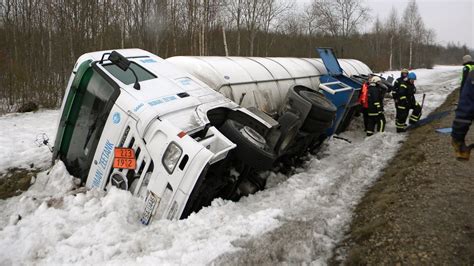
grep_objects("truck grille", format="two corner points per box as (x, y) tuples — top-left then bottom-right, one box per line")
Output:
(106, 124), (154, 194)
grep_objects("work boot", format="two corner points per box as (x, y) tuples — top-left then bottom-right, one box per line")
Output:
(451, 138), (472, 161)
(396, 128), (406, 133)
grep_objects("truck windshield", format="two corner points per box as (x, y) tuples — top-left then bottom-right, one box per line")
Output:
(61, 68), (117, 180)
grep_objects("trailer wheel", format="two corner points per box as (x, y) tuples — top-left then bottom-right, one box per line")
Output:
(275, 112), (301, 155)
(298, 90), (336, 122)
(220, 120), (276, 170)
(300, 116), (333, 134)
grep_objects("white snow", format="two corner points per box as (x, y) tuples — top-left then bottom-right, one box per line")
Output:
(0, 110), (59, 173)
(0, 65), (462, 265)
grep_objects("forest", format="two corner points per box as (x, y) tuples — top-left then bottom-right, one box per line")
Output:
(0, 0), (471, 112)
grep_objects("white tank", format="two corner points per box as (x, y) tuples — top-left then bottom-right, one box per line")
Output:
(166, 56), (372, 115)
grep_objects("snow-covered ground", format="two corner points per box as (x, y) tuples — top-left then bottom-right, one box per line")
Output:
(0, 110), (58, 173)
(0, 66), (461, 265)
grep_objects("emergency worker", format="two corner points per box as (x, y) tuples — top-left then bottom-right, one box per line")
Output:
(358, 76), (370, 132)
(452, 62), (474, 160)
(461, 55), (474, 91)
(394, 72), (421, 132)
(392, 68), (409, 99)
(366, 76), (386, 136)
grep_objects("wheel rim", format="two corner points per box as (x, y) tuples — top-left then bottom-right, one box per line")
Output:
(240, 126), (266, 149)
(278, 126), (298, 153)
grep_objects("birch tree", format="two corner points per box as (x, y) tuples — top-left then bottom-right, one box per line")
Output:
(226, 0), (244, 55)
(403, 0), (423, 68)
(385, 7), (398, 70)
(243, 0), (265, 56)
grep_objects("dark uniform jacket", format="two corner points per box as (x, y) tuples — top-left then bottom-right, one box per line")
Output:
(393, 79), (416, 107)
(367, 83), (384, 115)
(461, 62), (474, 91)
(392, 76), (407, 97)
(452, 71), (474, 141)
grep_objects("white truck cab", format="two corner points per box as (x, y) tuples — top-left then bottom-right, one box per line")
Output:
(53, 49), (371, 224)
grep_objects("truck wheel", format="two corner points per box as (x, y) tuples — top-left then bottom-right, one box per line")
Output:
(300, 116), (333, 134)
(275, 112), (301, 155)
(220, 120), (276, 170)
(298, 90), (336, 122)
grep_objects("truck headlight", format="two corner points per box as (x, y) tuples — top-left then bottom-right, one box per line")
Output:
(162, 142), (182, 174)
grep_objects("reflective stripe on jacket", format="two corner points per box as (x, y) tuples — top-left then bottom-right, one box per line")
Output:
(367, 83), (384, 114)
(461, 63), (474, 90)
(358, 82), (369, 109)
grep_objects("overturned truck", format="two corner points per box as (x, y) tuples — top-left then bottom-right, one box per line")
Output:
(52, 48), (372, 224)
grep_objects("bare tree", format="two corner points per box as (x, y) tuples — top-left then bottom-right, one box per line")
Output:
(226, 0), (244, 55)
(0, 0), (453, 113)
(301, 4), (318, 36)
(403, 0), (423, 68)
(311, 0), (369, 38)
(279, 9), (302, 36)
(300, 3), (323, 57)
(242, 0), (266, 56)
(260, 0), (293, 56)
(385, 7), (399, 70)
(372, 16), (382, 57)
(310, 0), (340, 37)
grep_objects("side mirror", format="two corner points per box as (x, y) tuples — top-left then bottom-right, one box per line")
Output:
(109, 51), (131, 71)
(103, 51), (140, 90)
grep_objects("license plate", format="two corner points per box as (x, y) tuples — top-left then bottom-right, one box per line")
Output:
(113, 148), (136, 169)
(140, 191), (160, 225)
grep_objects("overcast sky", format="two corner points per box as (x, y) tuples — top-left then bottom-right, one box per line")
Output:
(296, 0), (474, 49)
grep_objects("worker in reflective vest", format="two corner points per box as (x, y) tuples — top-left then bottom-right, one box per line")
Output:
(461, 55), (474, 92)
(392, 68), (408, 114)
(366, 76), (386, 136)
(452, 70), (474, 160)
(393, 72), (422, 132)
(392, 68), (409, 96)
(358, 79), (370, 132)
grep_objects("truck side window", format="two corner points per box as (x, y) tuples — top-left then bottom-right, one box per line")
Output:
(103, 62), (156, 85)
(62, 68), (117, 181)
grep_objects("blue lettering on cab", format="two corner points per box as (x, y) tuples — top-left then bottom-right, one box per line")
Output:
(92, 169), (103, 188)
(141, 59), (157, 64)
(92, 140), (114, 188)
(133, 103), (144, 112)
(148, 95), (177, 106)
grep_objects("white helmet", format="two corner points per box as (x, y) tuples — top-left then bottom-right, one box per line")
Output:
(370, 76), (382, 84)
(463, 55), (472, 64)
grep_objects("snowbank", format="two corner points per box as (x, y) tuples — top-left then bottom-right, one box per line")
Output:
(0, 110), (58, 173)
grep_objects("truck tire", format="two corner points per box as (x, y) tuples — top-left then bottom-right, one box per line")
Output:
(220, 120), (276, 170)
(298, 90), (336, 122)
(300, 116), (333, 134)
(275, 112), (301, 155)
